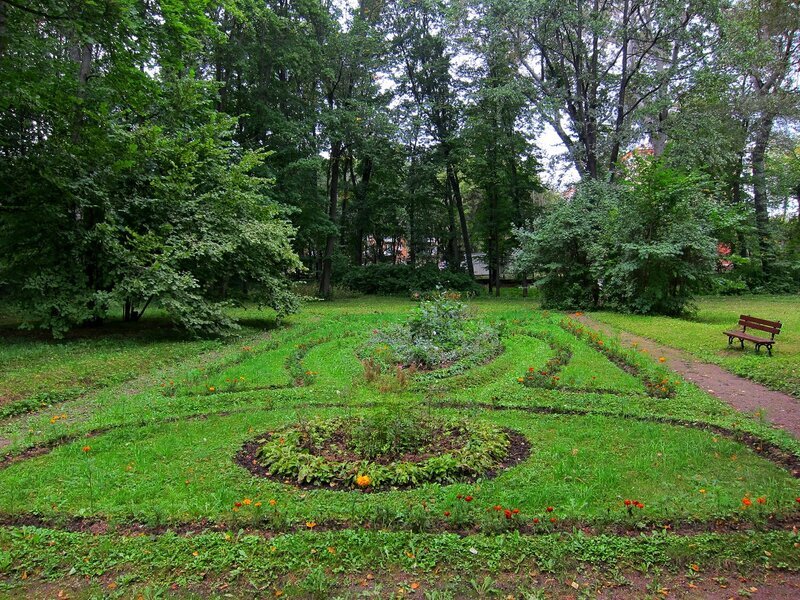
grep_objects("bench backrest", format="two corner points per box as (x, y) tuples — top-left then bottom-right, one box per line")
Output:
(739, 315), (782, 339)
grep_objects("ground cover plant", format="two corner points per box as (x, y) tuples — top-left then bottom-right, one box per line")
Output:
(1, 295), (800, 597)
(590, 295), (800, 398)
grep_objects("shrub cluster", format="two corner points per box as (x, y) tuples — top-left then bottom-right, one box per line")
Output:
(342, 264), (482, 296)
(511, 162), (721, 316)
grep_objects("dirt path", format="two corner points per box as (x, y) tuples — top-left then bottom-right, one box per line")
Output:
(574, 315), (800, 439)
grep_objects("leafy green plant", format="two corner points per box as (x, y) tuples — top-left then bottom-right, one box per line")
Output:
(255, 415), (511, 489)
(361, 292), (501, 370)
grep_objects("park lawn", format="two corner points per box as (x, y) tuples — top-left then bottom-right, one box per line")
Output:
(1, 295), (800, 597)
(589, 295), (800, 399)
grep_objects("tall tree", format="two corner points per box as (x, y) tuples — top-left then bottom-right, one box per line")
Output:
(496, 0), (718, 180)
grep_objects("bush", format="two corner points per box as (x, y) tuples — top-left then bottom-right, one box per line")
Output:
(342, 264), (482, 296)
(511, 160), (721, 316)
(360, 292), (501, 369)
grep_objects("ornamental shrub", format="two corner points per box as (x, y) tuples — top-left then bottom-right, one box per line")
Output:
(511, 160), (720, 316)
(361, 292), (501, 369)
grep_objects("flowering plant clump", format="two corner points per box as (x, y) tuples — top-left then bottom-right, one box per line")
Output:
(623, 498), (645, 516)
(254, 415), (510, 490)
(561, 318), (677, 398)
(519, 333), (572, 389)
(359, 292), (502, 375)
(479, 503), (522, 533)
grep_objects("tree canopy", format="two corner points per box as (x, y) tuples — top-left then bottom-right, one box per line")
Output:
(1, 0), (799, 330)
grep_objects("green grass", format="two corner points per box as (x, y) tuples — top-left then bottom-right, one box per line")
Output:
(1, 294), (799, 596)
(589, 295), (800, 398)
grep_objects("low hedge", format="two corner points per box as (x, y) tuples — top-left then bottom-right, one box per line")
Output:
(342, 264), (482, 296)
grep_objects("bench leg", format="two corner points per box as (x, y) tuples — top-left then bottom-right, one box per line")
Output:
(755, 343), (761, 353)
(740, 339), (745, 350)
(767, 345), (772, 357)
(728, 336), (733, 346)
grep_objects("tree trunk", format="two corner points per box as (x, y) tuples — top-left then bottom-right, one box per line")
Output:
(319, 140), (343, 298)
(71, 41), (92, 144)
(445, 176), (459, 269)
(0, 1), (7, 57)
(751, 113), (774, 260)
(447, 163), (474, 276)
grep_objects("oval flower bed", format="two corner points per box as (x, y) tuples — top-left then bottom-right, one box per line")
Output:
(247, 416), (515, 490)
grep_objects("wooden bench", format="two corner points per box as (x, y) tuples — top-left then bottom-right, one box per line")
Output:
(723, 315), (782, 356)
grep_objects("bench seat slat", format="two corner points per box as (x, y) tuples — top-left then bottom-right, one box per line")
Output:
(724, 330), (775, 344)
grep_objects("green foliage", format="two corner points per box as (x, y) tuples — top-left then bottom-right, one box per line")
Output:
(598, 160), (719, 315)
(361, 292), (501, 369)
(342, 264), (482, 296)
(0, 3), (302, 337)
(255, 415), (510, 489)
(349, 409), (426, 460)
(511, 182), (605, 310)
(513, 160), (721, 316)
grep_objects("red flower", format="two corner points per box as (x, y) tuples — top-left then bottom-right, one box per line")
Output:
(546, 506), (554, 513)
(532, 518), (540, 524)
(624, 499), (632, 506)
(234, 502), (242, 508)
(444, 511), (451, 517)
(550, 517), (557, 523)
(493, 505), (502, 511)
(504, 509), (512, 519)
(757, 497), (766, 505)
(464, 496), (473, 502)
(742, 497), (752, 507)
(512, 508), (520, 514)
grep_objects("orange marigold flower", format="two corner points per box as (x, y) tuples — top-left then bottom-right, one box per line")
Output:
(306, 521), (317, 529)
(757, 496), (766, 505)
(356, 474), (372, 488)
(742, 497), (752, 507)
(82, 446), (91, 453)
(243, 498), (252, 506)
(659, 357), (666, 363)
(269, 499), (277, 506)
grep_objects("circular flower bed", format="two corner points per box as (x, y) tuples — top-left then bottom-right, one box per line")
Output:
(244, 414), (519, 490)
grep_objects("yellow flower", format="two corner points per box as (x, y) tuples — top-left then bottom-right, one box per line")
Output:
(356, 474), (372, 488)
(659, 356), (666, 363)
(269, 499), (277, 506)
(306, 521), (317, 529)
(242, 498), (252, 506)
